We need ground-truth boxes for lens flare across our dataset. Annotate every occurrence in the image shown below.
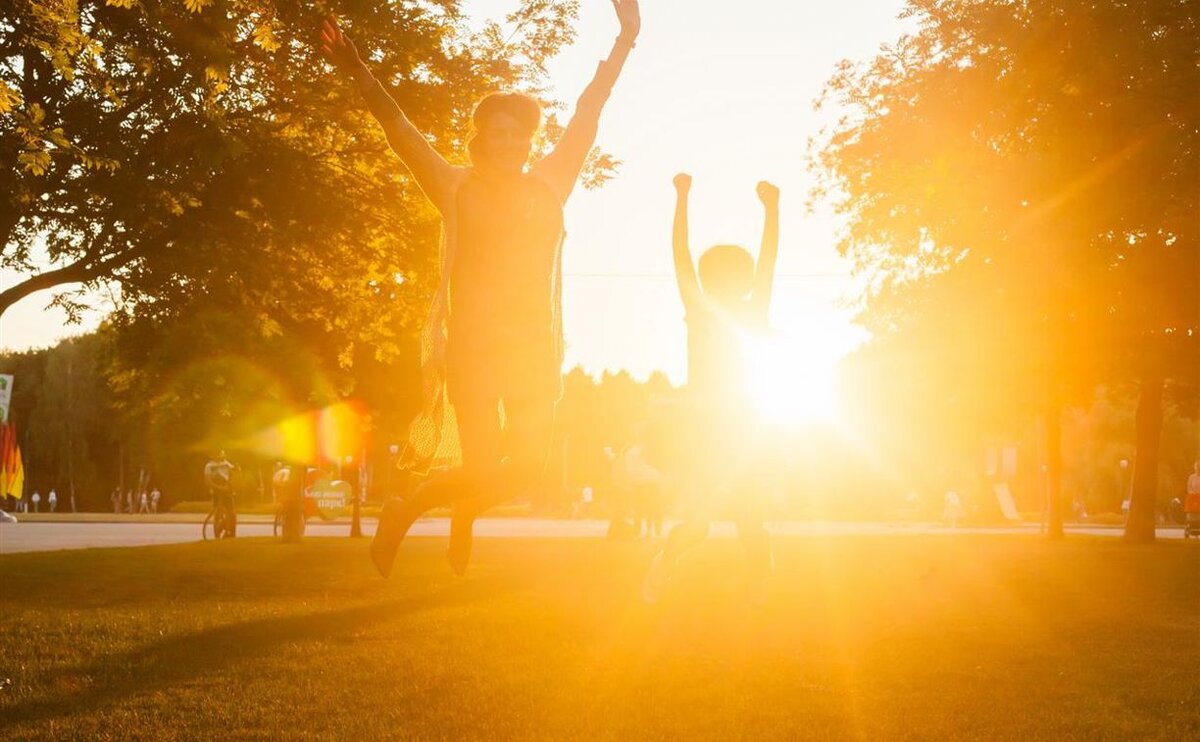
[238,401,366,464]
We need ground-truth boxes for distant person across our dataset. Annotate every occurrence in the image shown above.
[1188,461,1200,499]
[611,434,665,538]
[150,487,161,514]
[643,174,781,605]
[1071,496,1088,522]
[204,451,236,510]
[1168,496,1184,525]
[125,489,134,514]
[31,490,40,513]
[324,2,644,577]
[572,485,594,519]
[943,491,963,527]
[47,488,57,513]
[111,487,121,515]
[138,490,150,514]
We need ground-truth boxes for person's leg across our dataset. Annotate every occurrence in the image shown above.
[735,475,773,604]
[644,413,723,603]
[222,492,235,536]
[644,475,712,603]
[641,517,709,604]
[446,395,554,574]
[370,395,502,577]
[661,517,710,562]
[443,394,509,573]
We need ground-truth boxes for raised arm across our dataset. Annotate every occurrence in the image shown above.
[751,181,780,312]
[672,174,702,308]
[532,0,640,202]
[319,15,459,212]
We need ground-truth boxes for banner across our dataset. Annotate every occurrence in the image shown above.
[0,423,24,500]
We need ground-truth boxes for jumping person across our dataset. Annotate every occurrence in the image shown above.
[642,173,781,605]
[318,1,641,577]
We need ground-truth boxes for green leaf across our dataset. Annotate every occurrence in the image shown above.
[252,22,280,53]
[18,150,52,176]
[0,82,22,113]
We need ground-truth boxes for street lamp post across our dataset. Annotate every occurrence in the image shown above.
[348,454,362,538]
[1119,458,1130,519]
[388,444,399,500]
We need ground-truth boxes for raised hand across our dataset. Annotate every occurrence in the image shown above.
[673,173,692,194]
[611,0,641,42]
[756,180,780,207]
[318,15,364,76]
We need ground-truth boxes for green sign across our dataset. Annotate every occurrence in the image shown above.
[0,374,12,424]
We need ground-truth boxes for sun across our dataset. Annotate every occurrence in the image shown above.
[741,333,841,427]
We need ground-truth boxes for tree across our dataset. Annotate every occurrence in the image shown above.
[814,0,1199,539]
[4,0,624,505]
[0,331,118,508]
[1,0,604,346]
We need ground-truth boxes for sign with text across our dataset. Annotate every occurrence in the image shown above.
[306,479,352,519]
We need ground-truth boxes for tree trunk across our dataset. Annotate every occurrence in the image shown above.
[66,353,75,510]
[281,467,305,543]
[1124,367,1164,543]
[1044,402,1064,539]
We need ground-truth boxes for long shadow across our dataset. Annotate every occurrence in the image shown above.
[0,578,503,731]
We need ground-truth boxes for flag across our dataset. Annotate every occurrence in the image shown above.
[0,422,23,500]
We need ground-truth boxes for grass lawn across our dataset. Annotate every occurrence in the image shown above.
[0,535,1196,740]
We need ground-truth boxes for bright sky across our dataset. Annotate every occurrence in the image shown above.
[1,0,910,388]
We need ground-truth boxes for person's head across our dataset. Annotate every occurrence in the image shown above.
[697,244,755,305]
[468,92,541,176]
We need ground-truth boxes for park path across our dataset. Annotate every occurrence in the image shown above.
[0,518,1184,554]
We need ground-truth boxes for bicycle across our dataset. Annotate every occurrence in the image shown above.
[202,492,238,540]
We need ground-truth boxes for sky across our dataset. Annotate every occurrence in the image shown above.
[0,0,911,386]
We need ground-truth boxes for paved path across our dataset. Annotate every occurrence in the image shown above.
[0,518,1185,555]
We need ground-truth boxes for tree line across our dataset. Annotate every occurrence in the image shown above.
[3,327,1195,522]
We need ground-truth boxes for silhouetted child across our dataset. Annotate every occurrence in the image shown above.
[642,173,780,604]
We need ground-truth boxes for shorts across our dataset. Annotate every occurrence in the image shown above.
[678,402,771,517]
[210,488,234,511]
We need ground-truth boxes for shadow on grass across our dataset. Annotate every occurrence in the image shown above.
[0,578,501,731]
[0,539,451,608]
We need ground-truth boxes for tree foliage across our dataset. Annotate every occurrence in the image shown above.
[814,0,1199,536]
[3,0,621,484]
[1,0,600,349]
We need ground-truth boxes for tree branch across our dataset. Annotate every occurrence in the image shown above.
[0,258,94,316]
[0,219,126,318]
